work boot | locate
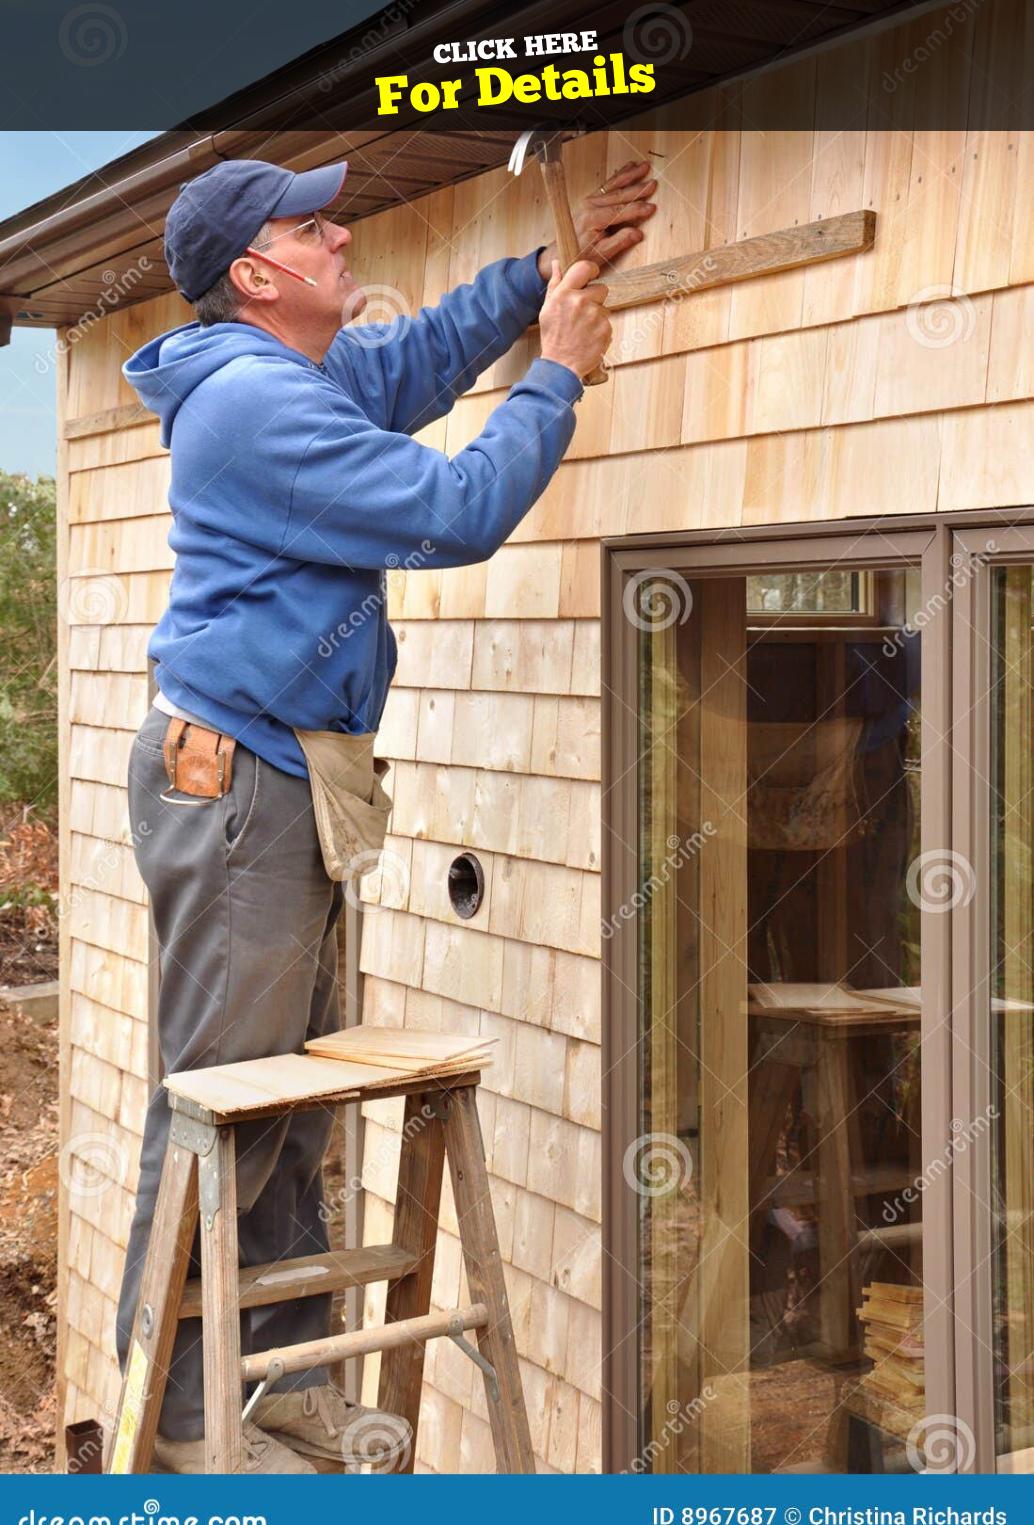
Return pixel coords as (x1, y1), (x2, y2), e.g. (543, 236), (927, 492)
(249, 1380), (412, 1471)
(151, 1420), (318, 1474)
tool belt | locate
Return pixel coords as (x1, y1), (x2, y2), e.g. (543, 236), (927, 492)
(293, 726), (393, 883)
(162, 716), (236, 797)
(158, 716), (392, 882)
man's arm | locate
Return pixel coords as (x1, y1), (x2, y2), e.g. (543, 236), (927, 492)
(322, 247), (549, 436)
(322, 161), (656, 436)
(212, 355), (584, 570)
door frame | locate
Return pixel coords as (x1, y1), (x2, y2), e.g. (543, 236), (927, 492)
(949, 521), (1034, 1471)
(599, 508), (1034, 1474)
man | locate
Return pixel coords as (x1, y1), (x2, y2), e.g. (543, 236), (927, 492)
(117, 153), (656, 1473)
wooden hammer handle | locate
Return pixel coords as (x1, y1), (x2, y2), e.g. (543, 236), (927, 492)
(539, 157), (609, 387)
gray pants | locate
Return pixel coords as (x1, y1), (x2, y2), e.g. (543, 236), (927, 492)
(115, 704), (344, 1440)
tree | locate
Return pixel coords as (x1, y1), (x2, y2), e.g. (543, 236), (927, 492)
(0, 471), (57, 814)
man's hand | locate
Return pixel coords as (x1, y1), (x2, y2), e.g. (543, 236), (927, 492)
(536, 159), (657, 282)
(538, 258), (612, 381)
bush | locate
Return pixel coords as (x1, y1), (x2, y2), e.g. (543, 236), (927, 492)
(0, 472), (57, 815)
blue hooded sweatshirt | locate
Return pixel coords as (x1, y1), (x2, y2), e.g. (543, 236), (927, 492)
(121, 245), (583, 777)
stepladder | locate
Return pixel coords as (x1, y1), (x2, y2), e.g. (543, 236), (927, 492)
(104, 1061), (533, 1474)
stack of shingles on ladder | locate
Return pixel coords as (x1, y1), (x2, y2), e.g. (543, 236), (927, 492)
(305, 1024), (496, 1079)
(162, 1025), (496, 1115)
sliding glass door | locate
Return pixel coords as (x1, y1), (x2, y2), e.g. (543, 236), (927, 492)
(603, 523), (957, 1475)
(951, 527), (1034, 1475)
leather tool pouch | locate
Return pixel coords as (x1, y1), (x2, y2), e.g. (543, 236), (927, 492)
(293, 726), (393, 882)
(162, 716), (236, 797)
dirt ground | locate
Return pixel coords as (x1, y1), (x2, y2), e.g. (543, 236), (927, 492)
(0, 809), (59, 1472)
(0, 810), (58, 987)
(0, 997), (58, 1471)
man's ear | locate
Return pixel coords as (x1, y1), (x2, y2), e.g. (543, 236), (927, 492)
(229, 254), (276, 304)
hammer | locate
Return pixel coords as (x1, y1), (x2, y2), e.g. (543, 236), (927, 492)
(507, 127), (609, 386)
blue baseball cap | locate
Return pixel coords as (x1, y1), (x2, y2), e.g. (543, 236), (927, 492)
(164, 157), (349, 301)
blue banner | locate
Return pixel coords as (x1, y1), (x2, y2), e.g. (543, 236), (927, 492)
(1, 1475), (1032, 1521)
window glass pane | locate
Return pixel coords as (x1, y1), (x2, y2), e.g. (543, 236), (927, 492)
(636, 567), (924, 1473)
(746, 570), (865, 615)
(989, 566), (1034, 1472)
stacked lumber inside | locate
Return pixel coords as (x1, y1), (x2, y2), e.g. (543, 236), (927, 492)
(849, 1282), (925, 1439)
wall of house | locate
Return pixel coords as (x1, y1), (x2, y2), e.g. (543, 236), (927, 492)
(55, 0), (1034, 1470)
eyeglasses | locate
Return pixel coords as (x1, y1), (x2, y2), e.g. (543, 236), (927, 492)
(253, 210), (334, 250)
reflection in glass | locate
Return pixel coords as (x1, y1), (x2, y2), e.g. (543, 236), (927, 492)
(636, 568), (924, 1473)
(746, 570), (867, 616)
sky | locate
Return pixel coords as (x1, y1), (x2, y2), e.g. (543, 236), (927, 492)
(0, 131), (161, 480)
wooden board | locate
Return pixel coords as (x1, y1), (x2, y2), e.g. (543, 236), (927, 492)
(603, 211), (876, 314)
(164, 1043), (492, 1117)
(163, 1052), (386, 1113)
(179, 1243), (418, 1319)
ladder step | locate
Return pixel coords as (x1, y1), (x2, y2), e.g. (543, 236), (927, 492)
(178, 1243), (418, 1319)
(240, 1301), (488, 1382)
